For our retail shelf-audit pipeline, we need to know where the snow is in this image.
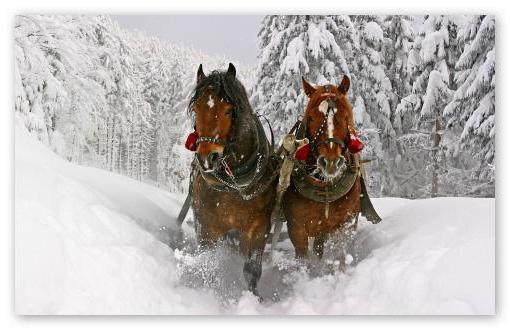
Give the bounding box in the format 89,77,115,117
420,17,450,64
14,15,256,194
282,37,309,75
307,21,344,60
421,70,450,118
15,123,217,314
15,123,494,315
363,21,384,43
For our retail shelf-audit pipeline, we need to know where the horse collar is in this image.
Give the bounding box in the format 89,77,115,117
292,156,360,203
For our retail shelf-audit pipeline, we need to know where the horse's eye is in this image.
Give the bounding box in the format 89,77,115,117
225,110,232,116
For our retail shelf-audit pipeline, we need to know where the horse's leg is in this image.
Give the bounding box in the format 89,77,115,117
313,233,327,259
240,223,268,296
344,213,360,265
288,222,308,259
197,222,223,251
332,215,358,271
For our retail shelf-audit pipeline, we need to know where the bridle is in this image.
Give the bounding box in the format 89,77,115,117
194,113,274,154
292,91,360,202
193,96,236,150
300,91,349,158
192,99,276,200
307,109,347,152
196,136,228,147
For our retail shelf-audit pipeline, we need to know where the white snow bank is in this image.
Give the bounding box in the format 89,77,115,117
15,125,495,315
15,125,219,314
252,197,495,315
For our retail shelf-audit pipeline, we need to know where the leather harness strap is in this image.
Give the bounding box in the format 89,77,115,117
316,137,346,149
197,112,279,200
176,108,277,225
292,155,360,203
196,136,228,146
291,100,360,203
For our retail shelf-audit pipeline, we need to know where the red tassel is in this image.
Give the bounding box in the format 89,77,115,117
294,143,310,161
185,131,199,151
347,129,364,154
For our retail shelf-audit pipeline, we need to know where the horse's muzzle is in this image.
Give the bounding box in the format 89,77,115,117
317,155,346,180
199,151,222,171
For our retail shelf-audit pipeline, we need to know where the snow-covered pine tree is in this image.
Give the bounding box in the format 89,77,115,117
444,15,495,196
15,14,494,198
382,15,415,135
404,15,461,197
14,15,106,156
149,57,187,188
377,15,424,197
350,15,397,196
251,15,356,143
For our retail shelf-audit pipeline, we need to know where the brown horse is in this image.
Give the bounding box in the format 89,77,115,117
283,75,379,263
188,63,278,295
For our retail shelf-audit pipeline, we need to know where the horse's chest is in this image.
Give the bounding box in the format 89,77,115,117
192,175,275,228
284,181,361,235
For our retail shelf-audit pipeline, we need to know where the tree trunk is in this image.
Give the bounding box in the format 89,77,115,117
110,117,116,172
117,132,123,174
138,122,144,181
148,127,159,182
106,116,111,170
431,117,441,198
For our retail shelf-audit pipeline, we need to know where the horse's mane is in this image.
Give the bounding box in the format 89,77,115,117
188,69,265,151
188,70,253,117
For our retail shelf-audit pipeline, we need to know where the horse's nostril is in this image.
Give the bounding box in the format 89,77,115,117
318,156,327,169
336,156,345,167
207,152,220,165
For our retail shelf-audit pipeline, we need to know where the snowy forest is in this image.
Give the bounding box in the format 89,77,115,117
14,14,495,198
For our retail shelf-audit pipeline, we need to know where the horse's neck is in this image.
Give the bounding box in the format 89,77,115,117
228,113,260,168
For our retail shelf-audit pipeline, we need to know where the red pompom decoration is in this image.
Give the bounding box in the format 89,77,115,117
185,131,199,151
347,129,364,154
294,143,310,161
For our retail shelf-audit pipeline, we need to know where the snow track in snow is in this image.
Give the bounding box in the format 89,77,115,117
15,125,494,315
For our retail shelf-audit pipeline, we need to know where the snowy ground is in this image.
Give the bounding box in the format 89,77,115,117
15,125,495,315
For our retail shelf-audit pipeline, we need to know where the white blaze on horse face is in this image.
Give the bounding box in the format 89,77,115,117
318,100,336,149
207,95,215,109
318,100,328,114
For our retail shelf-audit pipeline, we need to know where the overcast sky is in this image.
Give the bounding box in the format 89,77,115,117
113,15,263,65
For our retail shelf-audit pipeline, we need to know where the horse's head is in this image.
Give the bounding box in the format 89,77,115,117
190,63,237,171
302,75,354,181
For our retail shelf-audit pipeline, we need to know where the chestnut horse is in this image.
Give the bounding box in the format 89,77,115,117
283,75,380,263
188,63,278,295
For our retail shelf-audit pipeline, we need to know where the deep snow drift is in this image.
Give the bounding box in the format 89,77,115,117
15,125,495,315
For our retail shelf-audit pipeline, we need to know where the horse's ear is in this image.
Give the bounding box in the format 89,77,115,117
302,77,316,97
338,75,350,94
197,64,206,83
226,63,236,80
